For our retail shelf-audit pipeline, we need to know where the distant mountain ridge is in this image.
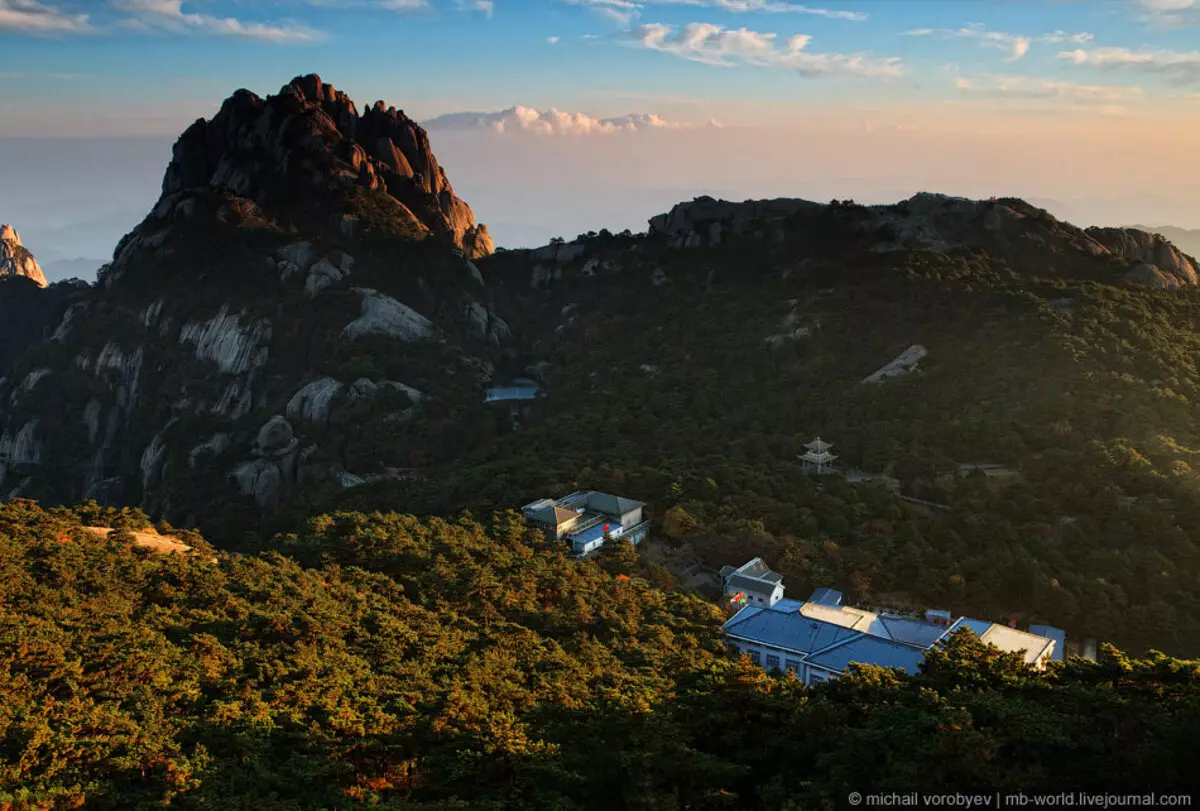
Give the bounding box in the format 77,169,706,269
1127,224,1200,262
42,257,106,283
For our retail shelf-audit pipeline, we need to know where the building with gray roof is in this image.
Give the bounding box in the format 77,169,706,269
521,490,649,557
720,558,785,610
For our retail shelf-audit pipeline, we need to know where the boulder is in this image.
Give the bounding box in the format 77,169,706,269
863,345,928,383
305,254,354,297
341,288,433,341
287,377,345,422
189,433,231,467
255,415,297,457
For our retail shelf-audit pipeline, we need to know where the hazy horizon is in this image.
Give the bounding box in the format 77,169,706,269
5,123,1200,283
3,0,1199,281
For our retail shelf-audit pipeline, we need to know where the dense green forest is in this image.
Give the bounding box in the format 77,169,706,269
3,499,1198,808
312,231,1200,660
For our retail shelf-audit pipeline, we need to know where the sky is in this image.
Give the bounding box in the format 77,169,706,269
1,0,1199,279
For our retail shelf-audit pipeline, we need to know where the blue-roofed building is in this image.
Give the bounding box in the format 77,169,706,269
485,379,540,403
808,587,843,606
521,490,650,557
1029,625,1067,662
722,586,1060,686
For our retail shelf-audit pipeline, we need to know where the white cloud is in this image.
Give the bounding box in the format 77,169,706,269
902,23,1092,62
563,0,640,26
547,35,560,43
954,75,1143,103
424,106,718,135
634,21,902,77
0,0,90,34
113,0,324,41
301,0,428,8
563,0,866,27
1137,0,1200,28
455,0,494,16
666,0,867,20
1058,45,1200,84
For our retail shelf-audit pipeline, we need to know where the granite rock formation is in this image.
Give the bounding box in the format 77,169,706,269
0,225,47,287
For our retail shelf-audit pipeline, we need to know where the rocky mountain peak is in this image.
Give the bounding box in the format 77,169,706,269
127,73,490,276
0,224,47,287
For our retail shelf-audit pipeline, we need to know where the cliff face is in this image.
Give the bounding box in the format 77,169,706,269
0,76,507,530
0,225,48,287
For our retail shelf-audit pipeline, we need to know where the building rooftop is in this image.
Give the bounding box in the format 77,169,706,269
954,620,1057,665
808,587,843,606
726,573,781,597
1029,625,1067,662
584,491,645,516
724,604,861,655
568,519,619,546
529,504,582,527
723,590,1060,673
806,633,928,675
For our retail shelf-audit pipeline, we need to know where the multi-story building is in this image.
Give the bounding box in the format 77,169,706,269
722,576,1060,686
521,490,650,557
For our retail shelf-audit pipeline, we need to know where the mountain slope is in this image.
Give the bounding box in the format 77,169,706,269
6,81,1200,657
337,196,1200,655
2,499,1198,808
0,75,507,533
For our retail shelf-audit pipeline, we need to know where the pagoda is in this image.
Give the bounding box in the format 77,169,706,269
800,437,837,475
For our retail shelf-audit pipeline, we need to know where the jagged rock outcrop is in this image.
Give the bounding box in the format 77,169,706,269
0,226,47,287
649,196,821,248
1087,228,1200,289
140,73,491,266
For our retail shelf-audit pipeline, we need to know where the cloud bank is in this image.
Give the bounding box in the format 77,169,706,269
424,105,719,135
113,0,324,41
1059,45,1200,85
0,0,90,33
902,23,1092,62
634,21,902,77
564,0,866,28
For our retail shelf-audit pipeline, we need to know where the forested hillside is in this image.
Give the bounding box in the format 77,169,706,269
324,216,1200,659
2,500,1198,808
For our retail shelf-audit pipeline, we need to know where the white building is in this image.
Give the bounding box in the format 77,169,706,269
723,586,1059,686
719,558,785,609
521,490,649,557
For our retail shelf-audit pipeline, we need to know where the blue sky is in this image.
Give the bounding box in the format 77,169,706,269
2,0,1200,273
2,0,1199,131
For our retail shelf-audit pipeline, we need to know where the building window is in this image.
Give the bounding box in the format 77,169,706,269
748,650,761,666
785,659,802,675
765,655,781,672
